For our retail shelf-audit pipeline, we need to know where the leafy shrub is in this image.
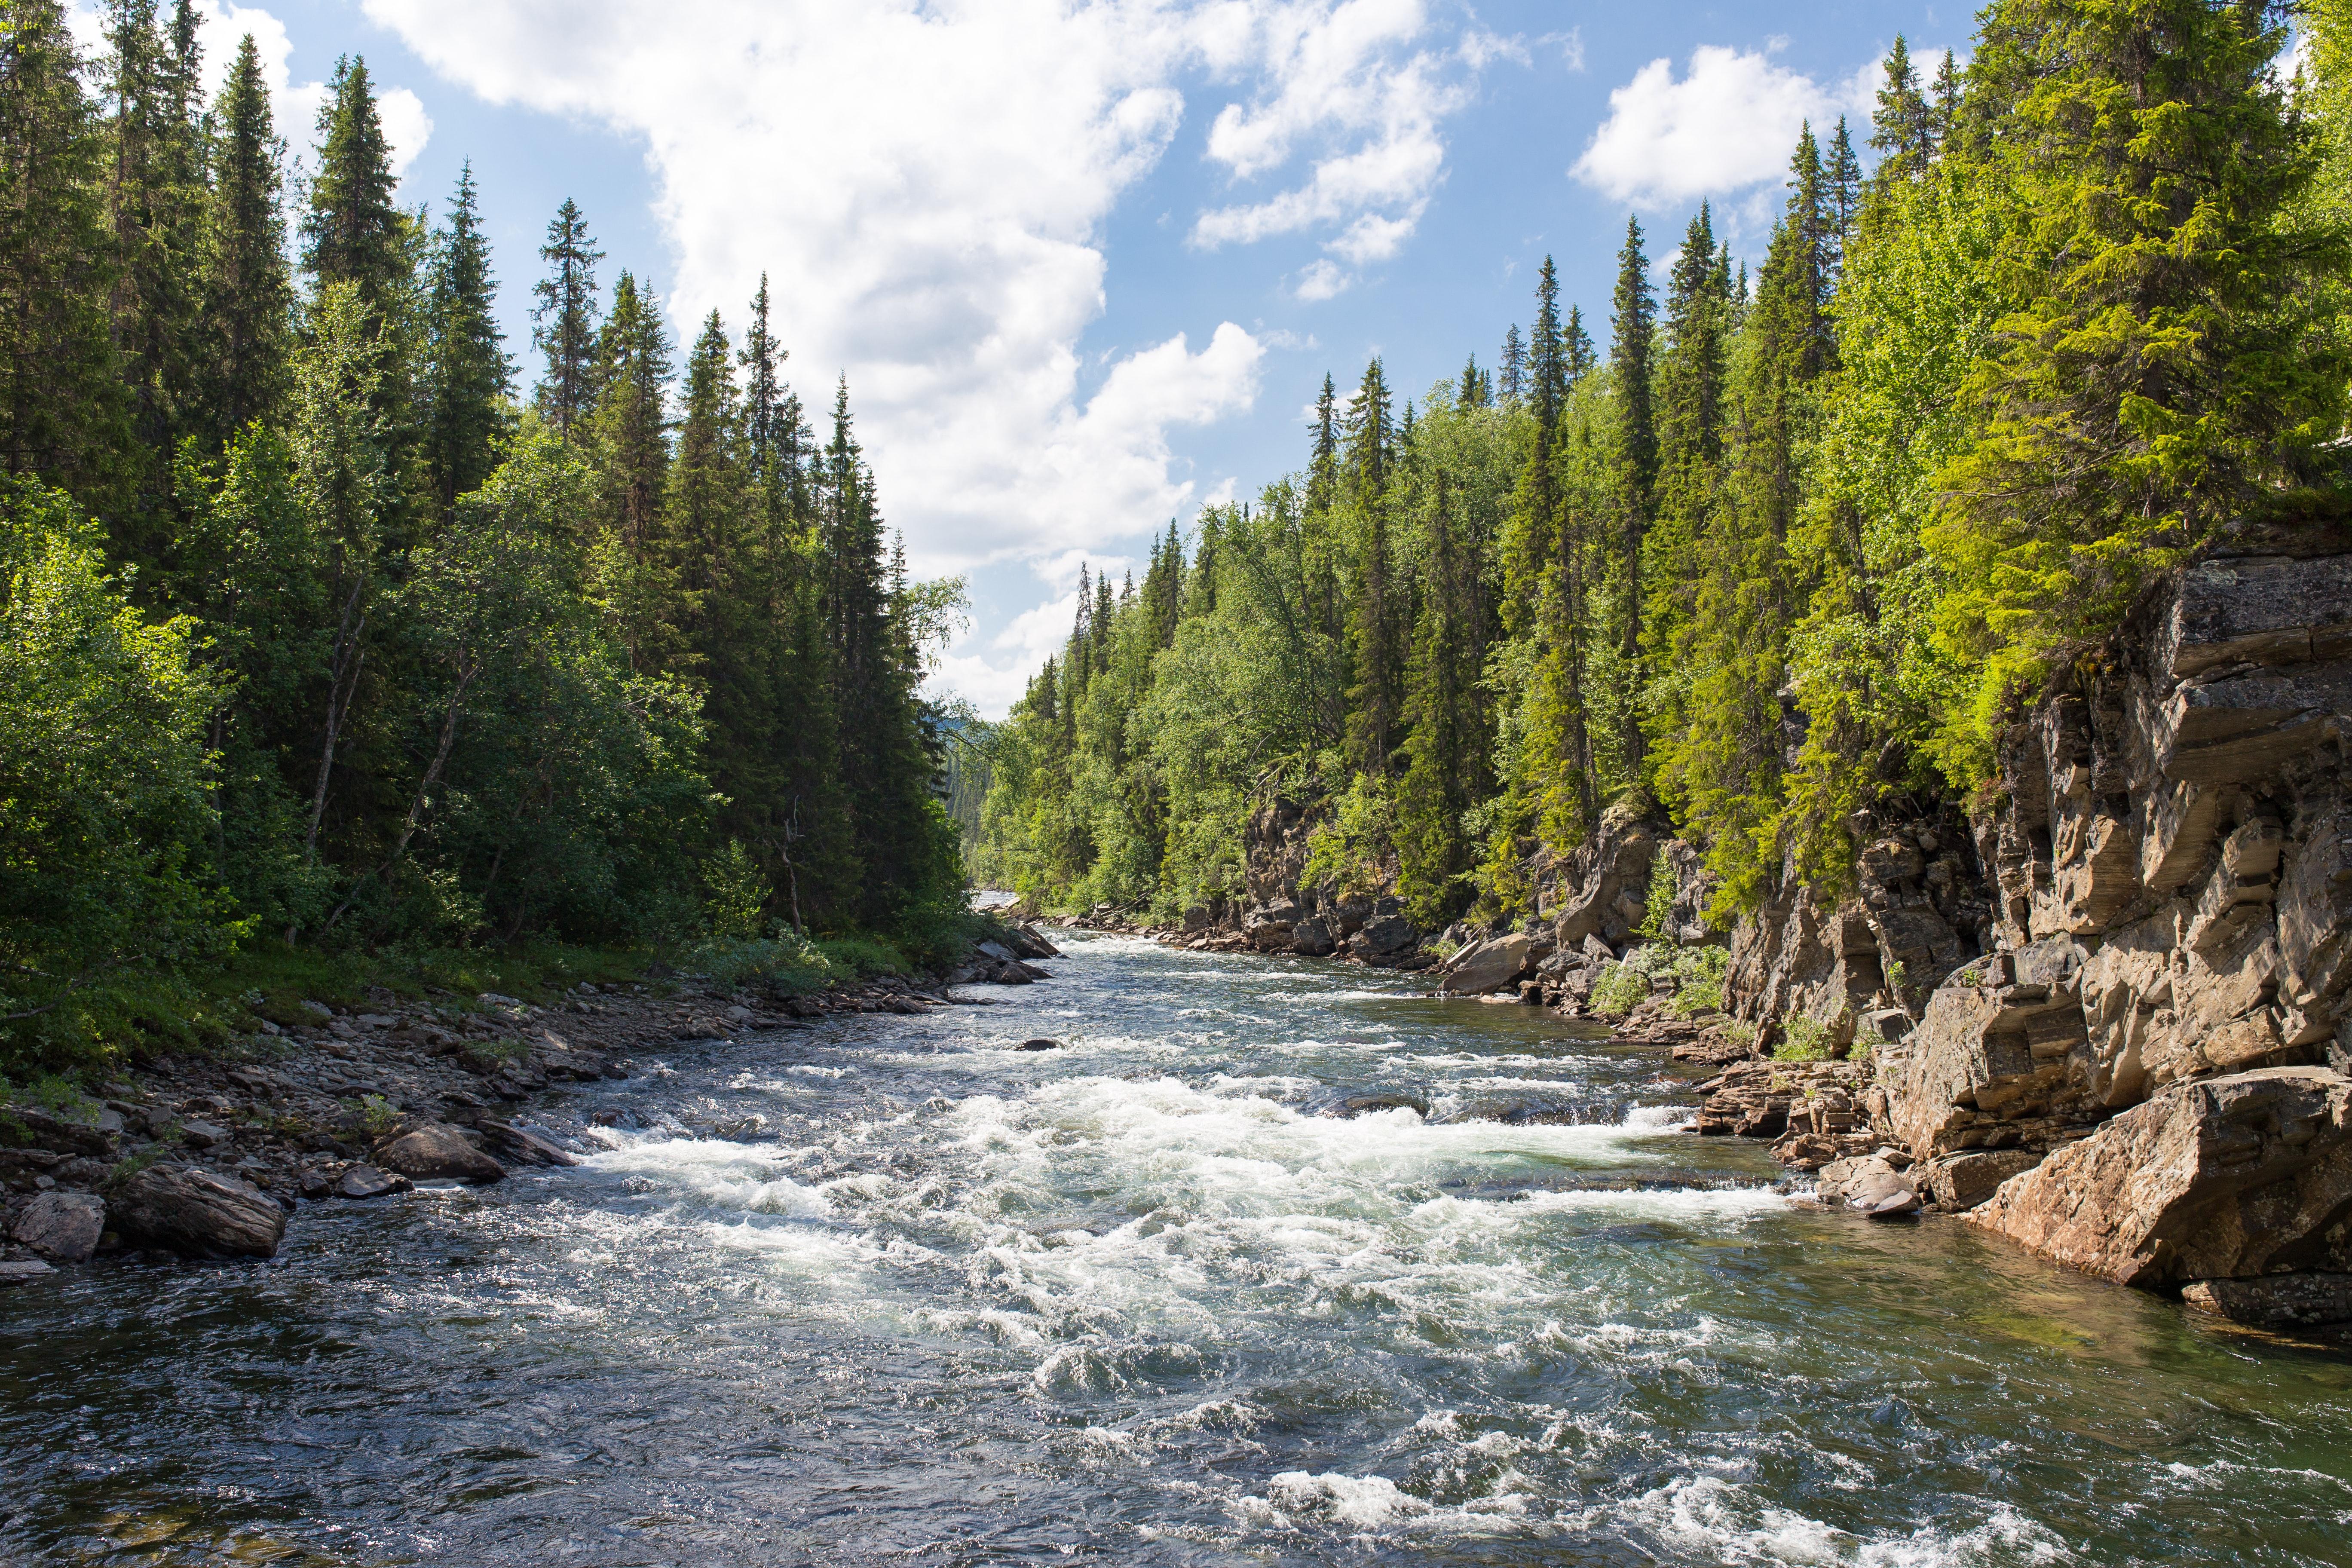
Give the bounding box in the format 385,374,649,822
1589,962,1651,1019
702,840,769,940
1667,945,1731,1018
1778,1012,1835,1061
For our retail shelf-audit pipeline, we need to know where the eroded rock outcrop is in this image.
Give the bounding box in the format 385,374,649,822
110,1165,285,1258
1964,1067,2352,1286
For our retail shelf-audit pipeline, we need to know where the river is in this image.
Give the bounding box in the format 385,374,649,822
6,931,2351,1565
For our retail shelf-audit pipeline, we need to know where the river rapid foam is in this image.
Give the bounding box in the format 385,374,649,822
5,931,2350,1565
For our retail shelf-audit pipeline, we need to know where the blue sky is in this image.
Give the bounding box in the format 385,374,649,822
101,0,1963,714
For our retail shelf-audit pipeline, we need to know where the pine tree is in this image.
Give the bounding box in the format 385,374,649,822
0,0,129,502
420,162,510,511
1307,372,1338,514
1563,305,1596,386
531,198,601,442
101,0,206,527
299,57,408,322
1608,215,1657,778
1871,36,1935,186
1824,117,1862,275
196,32,291,448
593,270,672,559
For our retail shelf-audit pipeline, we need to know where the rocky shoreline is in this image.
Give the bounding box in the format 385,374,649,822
0,925,1066,1281
1060,534,2352,1339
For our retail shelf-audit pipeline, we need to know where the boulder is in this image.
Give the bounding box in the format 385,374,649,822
0,1259,56,1286
1000,923,1062,960
1288,916,1337,957
477,1120,582,1167
336,1163,413,1199
1919,1148,2045,1213
110,1165,286,1258
1442,933,1533,995
1320,1091,1430,1119
1847,1168,1923,1219
179,1118,232,1149
976,940,1019,965
11,1188,107,1262
1015,1038,1062,1052
2181,1272,2352,1329
374,1122,507,1184
1965,1067,2352,1286
1351,913,1418,959
0,1104,121,1159
1244,900,1302,952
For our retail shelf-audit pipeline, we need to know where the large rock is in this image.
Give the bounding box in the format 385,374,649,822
1442,933,1532,995
1918,1148,2045,1213
110,1165,285,1259
1350,912,1417,959
374,1122,507,1184
11,1188,106,1262
1288,915,1337,957
1964,1067,2352,1286
1244,900,1302,952
478,1120,581,1167
1884,940,2100,1158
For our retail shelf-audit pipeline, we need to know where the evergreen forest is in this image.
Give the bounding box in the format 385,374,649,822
1,0,965,1065
975,2,2352,935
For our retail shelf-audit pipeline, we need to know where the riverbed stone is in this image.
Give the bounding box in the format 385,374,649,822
336,1163,412,1199
2181,1272,2352,1328
111,1165,286,1258
10,1188,105,1262
1964,1067,2352,1286
477,1120,582,1167
375,1122,506,1183
0,1259,55,1285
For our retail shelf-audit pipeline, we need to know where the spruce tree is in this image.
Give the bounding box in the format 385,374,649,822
101,0,206,526
1871,36,1935,186
593,270,673,558
197,32,291,448
0,0,129,502
1307,373,1338,514
1498,324,1525,402
1608,215,1657,778
1563,305,1596,386
531,198,602,442
300,57,407,322
1825,117,1862,275
420,162,510,511
1342,358,1397,776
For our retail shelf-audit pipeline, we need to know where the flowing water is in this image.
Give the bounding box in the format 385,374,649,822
6,932,2352,1565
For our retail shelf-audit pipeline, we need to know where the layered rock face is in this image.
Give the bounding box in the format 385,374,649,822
1860,539,2352,1308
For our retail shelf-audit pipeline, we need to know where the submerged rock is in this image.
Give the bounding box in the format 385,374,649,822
335,1163,412,1199
1015,1038,1062,1052
374,1122,507,1184
0,1259,56,1286
111,1165,285,1258
478,1120,581,1167
11,1188,106,1262
1965,1067,2352,1286
2181,1273,2352,1329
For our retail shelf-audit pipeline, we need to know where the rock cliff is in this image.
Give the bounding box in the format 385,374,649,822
1769,532,2352,1317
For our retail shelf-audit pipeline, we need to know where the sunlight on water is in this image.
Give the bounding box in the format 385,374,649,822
4,930,2350,1565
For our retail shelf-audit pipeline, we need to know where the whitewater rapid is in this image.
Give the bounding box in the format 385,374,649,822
5,931,2349,1565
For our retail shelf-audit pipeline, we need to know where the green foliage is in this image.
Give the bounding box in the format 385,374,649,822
1777,1012,1835,1062
1589,961,1651,1019
702,841,768,940
1300,774,1395,901
0,481,237,1066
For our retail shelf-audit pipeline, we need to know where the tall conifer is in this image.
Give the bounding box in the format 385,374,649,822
420,162,509,511
197,32,291,448
531,198,601,443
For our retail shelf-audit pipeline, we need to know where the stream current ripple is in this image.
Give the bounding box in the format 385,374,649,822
6,931,2352,1565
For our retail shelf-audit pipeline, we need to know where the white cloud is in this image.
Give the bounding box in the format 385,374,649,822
1572,43,1870,208
1294,258,1348,300
1189,0,1489,294
361,0,1493,712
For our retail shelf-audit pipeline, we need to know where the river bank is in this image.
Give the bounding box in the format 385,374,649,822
0,928,1059,1278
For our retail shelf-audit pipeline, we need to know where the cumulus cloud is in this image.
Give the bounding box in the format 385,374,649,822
360,0,1496,710
1572,43,1871,208
1190,0,1492,294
